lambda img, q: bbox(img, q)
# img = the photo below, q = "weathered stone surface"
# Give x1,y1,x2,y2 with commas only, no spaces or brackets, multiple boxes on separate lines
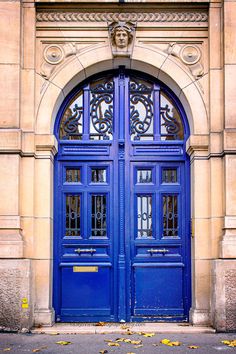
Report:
225,270,236,331
0,260,32,331
212,260,236,332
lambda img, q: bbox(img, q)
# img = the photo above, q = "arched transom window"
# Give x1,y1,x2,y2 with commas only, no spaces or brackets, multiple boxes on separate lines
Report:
59,74,185,141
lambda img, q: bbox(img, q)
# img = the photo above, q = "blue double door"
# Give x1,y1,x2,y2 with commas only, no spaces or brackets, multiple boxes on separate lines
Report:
54,72,191,322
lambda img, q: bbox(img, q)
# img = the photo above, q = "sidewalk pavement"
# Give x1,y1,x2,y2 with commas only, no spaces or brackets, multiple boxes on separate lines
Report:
0,324,236,354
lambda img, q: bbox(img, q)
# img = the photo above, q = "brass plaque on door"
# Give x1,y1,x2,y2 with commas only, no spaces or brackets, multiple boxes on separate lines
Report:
73,266,98,273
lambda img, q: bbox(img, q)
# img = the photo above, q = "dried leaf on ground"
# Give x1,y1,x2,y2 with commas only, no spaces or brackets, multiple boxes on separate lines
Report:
222,340,236,347
123,339,132,343
107,342,120,347
126,329,135,335
126,352,136,354
134,344,143,348
96,322,106,326
188,345,200,349
121,324,129,329
32,346,48,352
167,341,182,346
228,342,236,347
55,341,72,345
140,332,155,338
130,340,142,345
115,338,125,342
3,349,12,352
49,332,59,335
160,339,170,344
104,340,113,343
99,350,108,354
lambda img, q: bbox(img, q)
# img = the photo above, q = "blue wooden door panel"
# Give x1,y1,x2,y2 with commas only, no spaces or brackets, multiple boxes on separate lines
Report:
60,265,112,320
54,70,191,322
132,265,184,316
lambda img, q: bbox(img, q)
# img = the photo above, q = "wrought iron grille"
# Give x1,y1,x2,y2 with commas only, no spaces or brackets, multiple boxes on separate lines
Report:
137,195,153,238
58,74,185,142
162,194,178,237
66,195,81,236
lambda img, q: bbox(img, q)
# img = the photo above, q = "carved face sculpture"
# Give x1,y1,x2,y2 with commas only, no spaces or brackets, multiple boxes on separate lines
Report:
114,28,129,49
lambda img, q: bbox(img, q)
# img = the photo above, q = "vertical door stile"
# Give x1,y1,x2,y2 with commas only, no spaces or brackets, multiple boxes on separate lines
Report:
153,83,161,141
117,69,126,321
83,84,90,140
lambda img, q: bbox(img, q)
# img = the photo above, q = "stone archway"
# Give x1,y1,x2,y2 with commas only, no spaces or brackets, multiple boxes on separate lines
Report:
34,44,210,326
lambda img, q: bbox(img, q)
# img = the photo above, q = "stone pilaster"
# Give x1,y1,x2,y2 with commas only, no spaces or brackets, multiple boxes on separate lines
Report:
187,135,211,326
33,135,57,327
211,0,236,332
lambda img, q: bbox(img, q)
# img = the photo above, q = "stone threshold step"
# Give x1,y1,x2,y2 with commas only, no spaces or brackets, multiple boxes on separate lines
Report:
32,323,215,334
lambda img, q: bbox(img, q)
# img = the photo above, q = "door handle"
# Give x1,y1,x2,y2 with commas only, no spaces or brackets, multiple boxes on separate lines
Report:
74,248,96,255
147,248,169,255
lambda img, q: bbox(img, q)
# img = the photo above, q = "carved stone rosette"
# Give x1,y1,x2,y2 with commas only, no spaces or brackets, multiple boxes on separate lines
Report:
41,43,77,79
167,43,204,79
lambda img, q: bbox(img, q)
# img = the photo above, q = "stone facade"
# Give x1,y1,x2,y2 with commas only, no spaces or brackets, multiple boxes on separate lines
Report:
0,0,236,331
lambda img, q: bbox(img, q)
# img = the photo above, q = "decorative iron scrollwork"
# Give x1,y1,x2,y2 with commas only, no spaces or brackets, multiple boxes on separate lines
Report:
160,104,180,138
90,80,114,140
91,80,114,93
130,94,153,140
129,79,154,140
60,103,83,139
129,79,152,93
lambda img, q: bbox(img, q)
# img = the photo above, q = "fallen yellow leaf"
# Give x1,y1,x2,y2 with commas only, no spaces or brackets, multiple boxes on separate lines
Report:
55,341,72,345
96,322,106,326
126,352,136,354
104,339,113,343
221,340,231,345
228,341,236,347
160,339,170,344
229,344,236,347
141,332,155,337
107,342,120,347
167,341,181,346
188,345,199,349
221,339,236,347
134,344,143,348
99,350,108,354
49,332,59,335
221,340,230,345
126,329,134,335
32,346,48,352
124,339,132,343
121,324,129,329
115,338,126,342
130,340,142,345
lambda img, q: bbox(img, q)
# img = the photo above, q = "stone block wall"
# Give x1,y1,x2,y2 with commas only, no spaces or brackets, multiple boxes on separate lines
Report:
0,260,33,331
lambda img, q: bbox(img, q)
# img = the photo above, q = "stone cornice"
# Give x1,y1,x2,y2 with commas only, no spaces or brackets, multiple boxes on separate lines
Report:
36,11,208,23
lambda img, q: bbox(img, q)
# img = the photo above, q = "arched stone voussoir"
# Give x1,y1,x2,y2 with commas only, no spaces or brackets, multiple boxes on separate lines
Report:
36,43,208,137
36,45,113,135
132,45,208,135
